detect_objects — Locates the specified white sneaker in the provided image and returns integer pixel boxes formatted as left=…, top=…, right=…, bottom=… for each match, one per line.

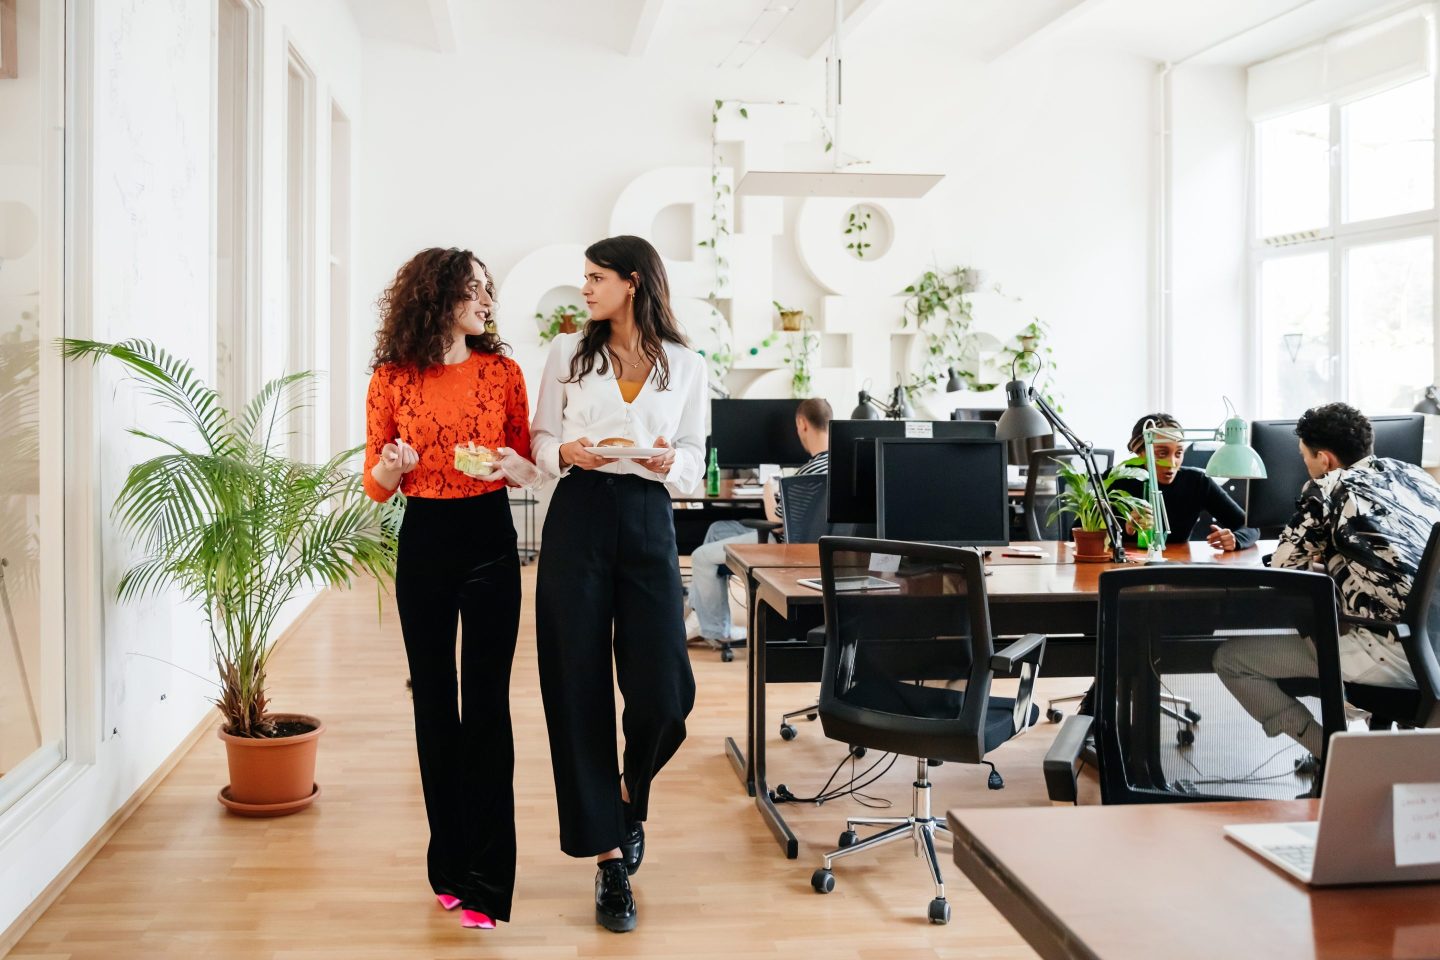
left=685, top=610, right=702, bottom=641
left=728, top=624, right=747, bottom=641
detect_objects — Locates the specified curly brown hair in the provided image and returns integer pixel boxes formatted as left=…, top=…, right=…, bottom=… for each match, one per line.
left=371, top=247, right=508, bottom=373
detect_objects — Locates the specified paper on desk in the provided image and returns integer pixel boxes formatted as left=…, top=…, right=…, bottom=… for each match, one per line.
left=869, top=552, right=901, bottom=573
left=1393, top=783, right=1440, bottom=867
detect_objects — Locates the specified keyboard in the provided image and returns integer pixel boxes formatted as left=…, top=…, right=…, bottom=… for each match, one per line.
left=1264, top=842, right=1315, bottom=873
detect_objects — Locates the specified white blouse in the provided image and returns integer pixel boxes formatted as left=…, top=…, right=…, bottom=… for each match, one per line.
left=531, top=332, right=708, bottom=495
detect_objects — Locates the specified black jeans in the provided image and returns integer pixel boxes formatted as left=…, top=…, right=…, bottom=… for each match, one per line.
left=394, top=491, right=520, bottom=920
left=536, top=471, right=696, bottom=858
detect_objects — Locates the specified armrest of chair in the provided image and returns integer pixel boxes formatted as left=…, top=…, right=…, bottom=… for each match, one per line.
left=990, top=633, right=1047, bottom=674
left=1043, top=713, right=1093, bottom=804
left=740, top=519, right=782, bottom=543
left=1340, top=615, right=1410, bottom=641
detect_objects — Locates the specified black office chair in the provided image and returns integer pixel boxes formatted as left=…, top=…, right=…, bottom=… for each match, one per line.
left=1023, top=446, right=1115, bottom=540
left=1279, top=521, right=1440, bottom=732
left=1044, top=564, right=1347, bottom=805
left=807, top=536, right=1045, bottom=925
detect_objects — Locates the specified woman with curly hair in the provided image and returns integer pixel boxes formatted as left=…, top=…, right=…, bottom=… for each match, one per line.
left=364, top=246, right=533, bottom=931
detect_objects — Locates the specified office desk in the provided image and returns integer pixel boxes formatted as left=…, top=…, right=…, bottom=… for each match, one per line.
left=726, top=540, right=1272, bottom=857
left=947, top=800, right=1440, bottom=960
left=672, top=480, right=765, bottom=555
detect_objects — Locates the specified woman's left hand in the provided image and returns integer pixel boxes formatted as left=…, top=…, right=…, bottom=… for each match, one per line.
left=642, top=436, right=675, bottom=476
left=1206, top=524, right=1237, bottom=551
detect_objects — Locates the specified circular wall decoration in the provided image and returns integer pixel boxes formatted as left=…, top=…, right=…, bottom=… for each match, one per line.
left=795, top=195, right=931, bottom=296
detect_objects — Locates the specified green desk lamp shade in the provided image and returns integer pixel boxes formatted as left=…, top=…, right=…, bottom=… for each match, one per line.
left=1204, top=417, right=1267, bottom=480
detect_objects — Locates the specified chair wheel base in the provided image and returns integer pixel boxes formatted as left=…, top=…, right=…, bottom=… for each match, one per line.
left=779, top=724, right=797, bottom=741
left=928, top=898, right=950, bottom=924
left=1177, top=728, right=1195, bottom=747
left=1184, top=708, right=1202, bottom=723
left=838, top=830, right=859, bottom=848
left=811, top=869, right=835, bottom=894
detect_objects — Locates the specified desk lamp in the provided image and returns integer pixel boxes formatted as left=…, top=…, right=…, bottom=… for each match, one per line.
left=1140, top=400, right=1267, bottom=563
left=852, top=377, right=918, bottom=420
left=995, top=352, right=1127, bottom=563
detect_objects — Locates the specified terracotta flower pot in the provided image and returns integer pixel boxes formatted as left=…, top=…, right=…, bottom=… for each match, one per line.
left=217, top=712, right=323, bottom=817
left=558, top=315, right=578, bottom=334
left=1071, top=528, right=1110, bottom=563
left=780, top=310, right=805, bottom=332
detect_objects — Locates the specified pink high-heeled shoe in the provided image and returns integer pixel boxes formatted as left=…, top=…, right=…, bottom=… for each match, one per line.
left=460, top=909, right=495, bottom=929
left=436, top=894, right=462, bottom=911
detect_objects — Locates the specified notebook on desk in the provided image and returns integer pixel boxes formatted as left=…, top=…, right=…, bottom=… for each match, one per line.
left=1224, top=730, right=1440, bottom=886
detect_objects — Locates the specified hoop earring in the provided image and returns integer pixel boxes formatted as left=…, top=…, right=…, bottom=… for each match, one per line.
left=484, top=319, right=497, bottom=334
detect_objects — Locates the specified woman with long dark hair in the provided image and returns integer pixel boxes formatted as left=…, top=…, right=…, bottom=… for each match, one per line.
left=530, top=235, right=704, bottom=933
left=364, top=247, right=533, bottom=931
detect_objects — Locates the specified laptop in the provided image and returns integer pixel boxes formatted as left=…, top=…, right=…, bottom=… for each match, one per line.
left=1224, top=729, right=1440, bottom=886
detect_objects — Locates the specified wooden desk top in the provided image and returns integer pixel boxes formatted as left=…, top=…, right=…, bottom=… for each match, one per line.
left=948, top=800, right=1440, bottom=960
left=746, top=541, right=1273, bottom=609
left=671, top=479, right=765, bottom=503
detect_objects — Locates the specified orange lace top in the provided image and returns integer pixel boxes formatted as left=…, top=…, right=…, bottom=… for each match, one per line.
left=363, top=351, right=531, bottom=502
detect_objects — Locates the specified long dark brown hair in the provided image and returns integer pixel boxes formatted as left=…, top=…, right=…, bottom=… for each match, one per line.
left=371, top=247, right=507, bottom=373
left=565, top=235, right=688, bottom=391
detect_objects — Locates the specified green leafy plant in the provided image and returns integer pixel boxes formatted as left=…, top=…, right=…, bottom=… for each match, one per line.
left=1047, top=459, right=1149, bottom=534
left=998, top=316, right=1062, bottom=412
left=60, top=338, right=397, bottom=738
left=783, top=323, right=819, bottom=399
left=535, top=304, right=588, bottom=343
left=844, top=208, right=873, bottom=259
left=901, top=266, right=991, bottom=393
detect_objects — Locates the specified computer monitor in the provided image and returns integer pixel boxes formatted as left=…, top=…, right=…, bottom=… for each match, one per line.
left=876, top=439, right=1009, bottom=547
left=828, top=419, right=996, bottom=524
left=707, top=399, right=811, bottom=468
left=1247, top=414, right=1426, bottom=534
left=953, top=407, right=1047, bottom=466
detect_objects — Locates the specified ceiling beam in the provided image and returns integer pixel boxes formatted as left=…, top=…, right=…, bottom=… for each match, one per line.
left=985, top=0, right=1107, bottom=64
left=626, top=0, right=668, bottom=57
left=806, top=0, right=890, bottom=59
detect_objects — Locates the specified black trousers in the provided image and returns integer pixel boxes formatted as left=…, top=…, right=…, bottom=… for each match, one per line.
left=536, top=471, right=696, bottom=858
left=394, top=491, right=520, bottom=921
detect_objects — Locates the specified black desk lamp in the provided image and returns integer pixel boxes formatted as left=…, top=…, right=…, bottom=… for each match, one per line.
left=995, top=352, right=1128, bottom=564
left=852, top=379, right=917, bottom=420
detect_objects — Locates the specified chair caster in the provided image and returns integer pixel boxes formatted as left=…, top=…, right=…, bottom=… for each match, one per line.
left=1184, top=708, right=1202, bottom=723
left=1176, top=727, right=1195, bottom=746
left=811, top=869, right=835, bottom=894
left=805, top=713, right=818, bottom=722
left=928, top=898, right=951, bottom=924
left=838, top=830, right=859, bottom=848
left=720, top=647, right=734, bottom=663
left=849, top=745, right=867, bottom=759
left=779, top=724, right=798, bottom=741
left=1046, top=708, right=1064, bottom=723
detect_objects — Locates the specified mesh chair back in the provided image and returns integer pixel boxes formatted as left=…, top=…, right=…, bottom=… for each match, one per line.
left=1093, top=565, right=1347, bottom=804
left=815, top=537, right=1039, bottom=764
left=779, top=473, right=865, bottom=543
left=1402, top=522, right=1440, bottom=727
left=1024, top=447, right=1115, bottom=540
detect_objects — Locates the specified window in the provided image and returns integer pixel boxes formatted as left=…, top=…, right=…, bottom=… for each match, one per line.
left=0, top=0, right=67, bottom=812
left=215, top=0, right=258, bottom=412
left=285, top=50, right=315, bottom=461
left=328, top=101, right=352, bottom=459
left=1254, top=72, right=1438, bottom=416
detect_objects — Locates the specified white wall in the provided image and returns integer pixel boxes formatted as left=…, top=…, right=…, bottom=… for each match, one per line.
left=1168, top=64, right=1252, bottom=429
left=357, top=4, right=1159, bottom=467
left=0, top=0, right=364, bottom=938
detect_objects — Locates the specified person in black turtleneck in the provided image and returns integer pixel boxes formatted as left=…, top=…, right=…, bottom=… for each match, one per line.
left=1113, top=412, right=1259, bottom=552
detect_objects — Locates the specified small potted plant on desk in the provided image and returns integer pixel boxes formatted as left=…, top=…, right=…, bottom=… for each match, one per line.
left=61, top=338, right=397, bottom=816
left=1047, top=459, right=1149, bottom=562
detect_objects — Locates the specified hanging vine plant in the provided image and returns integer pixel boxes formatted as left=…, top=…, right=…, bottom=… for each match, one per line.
left=900, top=266, right=990, bottom=393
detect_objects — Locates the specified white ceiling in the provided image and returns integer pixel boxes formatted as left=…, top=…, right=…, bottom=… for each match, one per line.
left=344, top=0, right=1421, bottom=68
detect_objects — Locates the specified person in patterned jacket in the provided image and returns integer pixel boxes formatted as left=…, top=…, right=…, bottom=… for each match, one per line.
left=1214, top=402, right=1440, bottom=756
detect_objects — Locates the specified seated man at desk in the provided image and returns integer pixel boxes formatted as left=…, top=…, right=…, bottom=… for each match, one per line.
left=1214, top=402, right=1440, bottom=755
left=1115, top=412, right=1258, bottom=551
left=685, top=397, right=831, bottom=644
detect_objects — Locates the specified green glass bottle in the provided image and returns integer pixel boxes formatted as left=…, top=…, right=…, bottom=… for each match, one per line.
left=706, top=448, right=721, bottom=497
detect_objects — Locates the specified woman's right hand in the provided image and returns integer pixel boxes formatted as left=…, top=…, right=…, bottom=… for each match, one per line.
left=559, top=438, right=614, bottom=470
left=371, top=438, right=419, bottom=490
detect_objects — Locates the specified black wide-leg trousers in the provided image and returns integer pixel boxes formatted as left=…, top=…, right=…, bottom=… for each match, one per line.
left=536, top=471, right=696, bottom=858
left=394, top=490, right=520, bottom=921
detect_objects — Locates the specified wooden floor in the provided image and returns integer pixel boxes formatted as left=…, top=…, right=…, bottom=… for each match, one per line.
left=9, top=565, right=1094, bottom=959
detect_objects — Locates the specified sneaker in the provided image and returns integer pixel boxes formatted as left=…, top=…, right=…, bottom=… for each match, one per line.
left=595, top=858, right=637, bottom=932
left=620, top=821, right=645, bottom=875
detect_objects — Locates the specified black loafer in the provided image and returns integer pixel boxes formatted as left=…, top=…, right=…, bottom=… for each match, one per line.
left=595, top=858, right=637, bottom=933
left=620, top=821, right=645, bottom=876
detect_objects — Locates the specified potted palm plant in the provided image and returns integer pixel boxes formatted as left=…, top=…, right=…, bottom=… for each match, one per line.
left=1047, top=459, right=1149, bottom=562
left=61, top=339, right=397, bottom=816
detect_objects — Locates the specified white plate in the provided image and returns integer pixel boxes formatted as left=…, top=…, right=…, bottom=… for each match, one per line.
left=582, top=446, right=666, bottom=459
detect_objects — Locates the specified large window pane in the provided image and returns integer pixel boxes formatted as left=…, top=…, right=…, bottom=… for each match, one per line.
left=1258, top=105, right=1330, bottom=238
left=0, top=0, right=64, bottom=805
left=1260, top=252, right=1333, bottom=418
left=1347, top=236, right=1434, bottom=413
left=1344, top=78, right=1435, bottom=224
